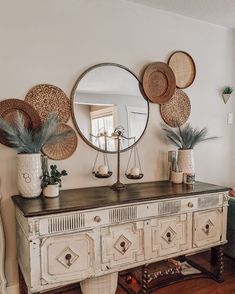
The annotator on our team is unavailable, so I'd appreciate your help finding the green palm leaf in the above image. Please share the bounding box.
[161,123,218,149]
[0,112,74,153]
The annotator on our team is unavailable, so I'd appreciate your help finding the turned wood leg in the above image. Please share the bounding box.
[142,264,150,294]
[211,245,224,282]
[215,245,224,282]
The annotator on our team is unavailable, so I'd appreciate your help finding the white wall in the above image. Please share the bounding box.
[0,0,235,288]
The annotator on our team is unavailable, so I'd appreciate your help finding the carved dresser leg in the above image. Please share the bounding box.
[142,264,150,294]
[215,245,224,282]
[211,245,224,282]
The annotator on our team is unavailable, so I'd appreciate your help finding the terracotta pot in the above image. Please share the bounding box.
[43,183,59,198]
[17,153,42,198]
[177,149,195,174]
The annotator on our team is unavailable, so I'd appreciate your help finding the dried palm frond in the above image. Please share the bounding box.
[0,112,73,153]
[161,123,217,149]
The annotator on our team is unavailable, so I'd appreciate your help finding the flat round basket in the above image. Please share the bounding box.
[160,89,191,127]
[0,99,41,146]
[25,84,71,122]
[143,62,176,104]
[168,51,196,89]
[42,123,77,160]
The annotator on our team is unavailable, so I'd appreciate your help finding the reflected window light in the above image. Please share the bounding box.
[90,106,116,151]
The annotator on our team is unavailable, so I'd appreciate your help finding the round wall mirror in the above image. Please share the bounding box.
[71,63,149,153]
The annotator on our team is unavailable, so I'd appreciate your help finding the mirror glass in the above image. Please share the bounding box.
[72,63,149,153]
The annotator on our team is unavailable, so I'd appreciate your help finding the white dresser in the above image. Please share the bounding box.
[12,181,229,294]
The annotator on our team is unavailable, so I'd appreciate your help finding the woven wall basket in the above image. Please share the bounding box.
[160,89,191,127]
[0,99,41,146]
[143,62,176,104]
[42,123,77,160]
[25,84,71,122]
[168,51,196,89]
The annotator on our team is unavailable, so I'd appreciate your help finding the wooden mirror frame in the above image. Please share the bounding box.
[71,63,149,154]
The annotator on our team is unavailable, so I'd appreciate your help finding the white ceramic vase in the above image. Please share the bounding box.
[80,272,118,294]
[177,149,195,174]
[43,184,59,198]
[17,153,42,198]
[222,93,230,104]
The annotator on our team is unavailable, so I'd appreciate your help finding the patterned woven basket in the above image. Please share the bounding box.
[160,89,191,127]
[80,273,118,294]
[25,84,71,122]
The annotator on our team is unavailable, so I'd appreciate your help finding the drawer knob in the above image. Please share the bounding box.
[166,232,172,243]
[94,216,101,223]
[120,241,127,253]
[205,224,210,234]
[65,254,72,267]
[188,202,194,208]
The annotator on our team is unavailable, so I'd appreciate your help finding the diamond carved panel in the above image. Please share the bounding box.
[161,226,177,244]
[193,209,222,248]
[114,234,132,255]
[56,246,79,269]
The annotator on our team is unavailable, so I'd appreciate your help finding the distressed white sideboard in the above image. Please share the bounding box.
[12,181,230,294]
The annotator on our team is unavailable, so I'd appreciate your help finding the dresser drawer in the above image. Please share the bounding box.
[193,209,223,248]
[101,222,144,270]
[40,231,96,284]
[150,213,191,259]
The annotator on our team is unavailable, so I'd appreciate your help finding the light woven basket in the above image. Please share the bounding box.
[168,51,196,89]
[42,123,77,160]
[80,272,118,294]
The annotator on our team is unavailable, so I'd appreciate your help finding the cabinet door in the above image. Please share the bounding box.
[193,209,223,248]
[101,222,144,270]
[41,231,96,284]
[150,214,191,258]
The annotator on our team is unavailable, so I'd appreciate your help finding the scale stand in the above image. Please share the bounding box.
[111,130,126,191]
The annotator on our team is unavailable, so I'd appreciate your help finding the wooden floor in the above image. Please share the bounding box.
[66,251,235,294]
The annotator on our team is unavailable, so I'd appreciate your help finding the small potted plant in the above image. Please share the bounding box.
[171,158,183,184]
[42,165,68,197]
[161,123,217,174]
[222,86,233,104]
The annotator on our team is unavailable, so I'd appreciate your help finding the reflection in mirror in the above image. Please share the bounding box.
[72,64,149,153]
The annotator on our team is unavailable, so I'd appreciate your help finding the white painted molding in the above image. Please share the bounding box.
[7,284,19,294]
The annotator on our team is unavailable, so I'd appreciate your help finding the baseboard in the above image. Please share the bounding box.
[7,284,19,294]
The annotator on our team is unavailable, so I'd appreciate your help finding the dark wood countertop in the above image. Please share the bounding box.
[11,181,230,217]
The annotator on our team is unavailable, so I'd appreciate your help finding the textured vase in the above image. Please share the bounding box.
[171,171,183,184]
[17,153,42,198]
[177,149,195,174]
[80,273,118,294]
